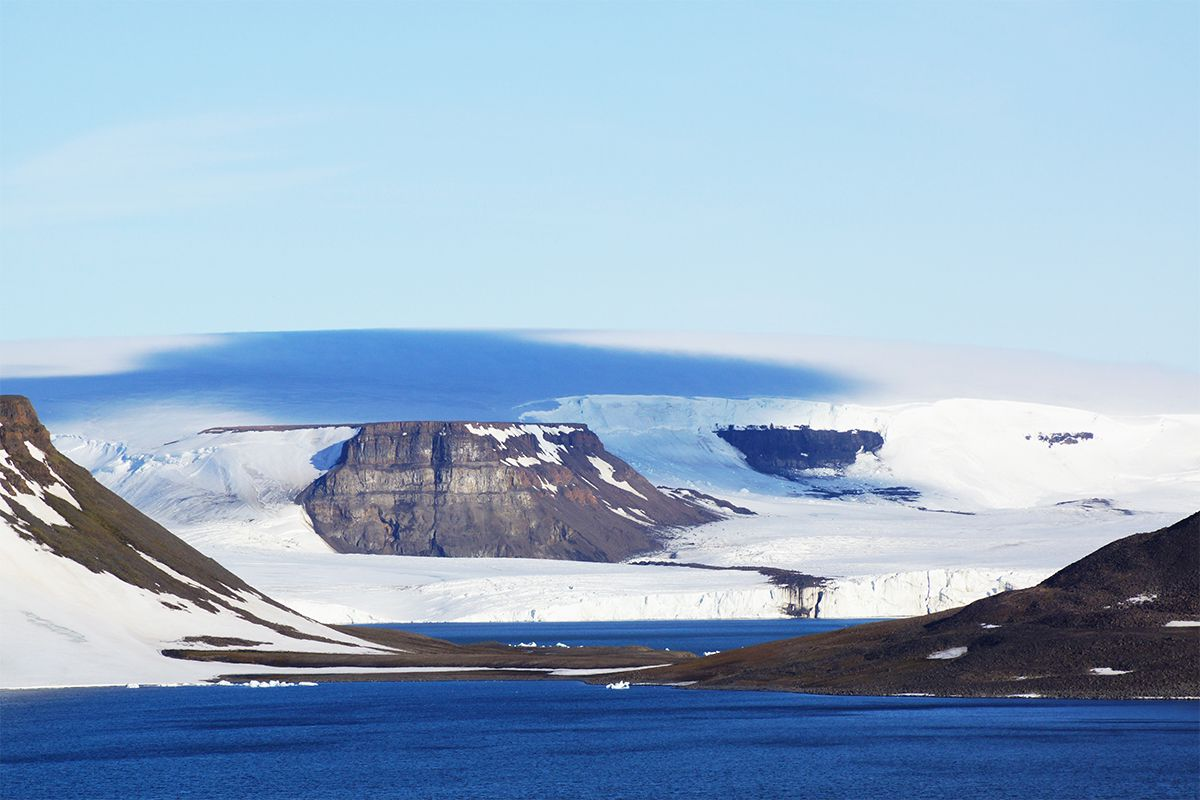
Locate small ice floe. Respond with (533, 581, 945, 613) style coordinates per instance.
(926, 646, 968, 660)
(895, 693, 934, 697)
(243, 679, 312, 688)
(605, 680, 631, 690)
(514, 642, 538, 648)
(125, 683, 141, 689)
(1008, 693, 1043, 699)
(703, 650, 721, 656)
(1089, 667, 1132, 676)
(554, 642, 570, 648)
(1164, 620, 1200, 627)
(979, 624, 1001, 629)
(1125, 594, 1157, 605)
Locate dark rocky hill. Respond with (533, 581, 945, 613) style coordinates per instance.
(715, 425, 884, 474)
(298, 421, 718, 560)
(628, 513, 1200, 698)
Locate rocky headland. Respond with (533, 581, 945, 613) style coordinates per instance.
(624, 513, 1200, 699)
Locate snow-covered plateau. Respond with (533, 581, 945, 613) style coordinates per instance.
(46, 392, 1199, 625)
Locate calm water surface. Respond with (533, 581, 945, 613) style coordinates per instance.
(3, 621, 1198, 800)
(373, 617, 877, 654)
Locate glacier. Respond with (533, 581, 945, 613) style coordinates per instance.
(42, 392, 1198, 625)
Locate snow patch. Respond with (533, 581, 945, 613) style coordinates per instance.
(927, 646, 968, 660)
(586, 455, 647, 499)
(1089, 667, 1132, 676)
(502, 456, 541, 468)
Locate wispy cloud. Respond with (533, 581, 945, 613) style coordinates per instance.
(0, 112, 341, 227)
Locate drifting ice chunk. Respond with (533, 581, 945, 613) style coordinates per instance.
(1089, 667, 1132, 676)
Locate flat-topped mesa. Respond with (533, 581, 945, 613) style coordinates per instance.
(0, 395, 48, 443)
(298, 421, 720, 561)
(715, 424, 884, 474)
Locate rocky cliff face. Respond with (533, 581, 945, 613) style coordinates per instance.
(298, 422, 719, 561)
(715, 425, 884, 475)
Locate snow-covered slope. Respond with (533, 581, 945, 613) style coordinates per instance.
(524, 395, 1200, 512)
(54, 426, 357, 552)
(0, 398, 380, 689)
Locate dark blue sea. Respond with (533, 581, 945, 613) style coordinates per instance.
(379, 617, 872, 653)
(3, 620, 1198, 800)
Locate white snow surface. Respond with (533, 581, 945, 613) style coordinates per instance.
(799, 569, 1046, 618)
(927, 646, 969, 660)
(0, 453, 384, 690)
(523, 395, 1200, 511)
(53, 426, 357, 547)
(222, 550, 792, 623)
(587, 455, 647, 499)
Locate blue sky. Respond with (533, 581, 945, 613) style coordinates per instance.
(1, 1, 1196, 370)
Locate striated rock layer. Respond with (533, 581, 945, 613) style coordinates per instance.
(299, 422, 718, 561)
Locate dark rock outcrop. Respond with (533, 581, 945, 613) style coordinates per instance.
(1029, 431, 1095, 447)
(298, 422, 719, 561)
(628, 513, 1200, 699)
(715, 425, 884, 475)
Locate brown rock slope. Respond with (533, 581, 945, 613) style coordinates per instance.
(0, 394, 402, 660)
(629, 513, 1200, 699)
(299, 421, 718, 560)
